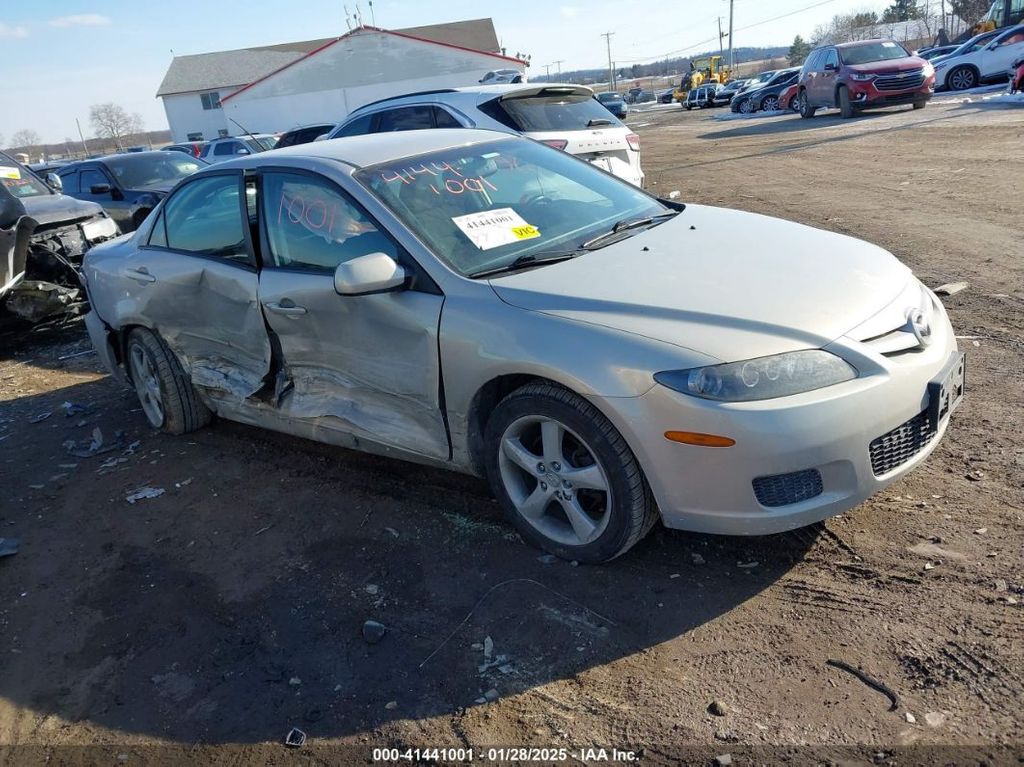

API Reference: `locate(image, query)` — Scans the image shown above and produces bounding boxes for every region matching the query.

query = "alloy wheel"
[763,96,780,112]
[130,344,165,427]
[949,67,976,91]
[497,415,612,547]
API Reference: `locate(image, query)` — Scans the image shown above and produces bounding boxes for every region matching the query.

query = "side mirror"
[236,148,250,155]
[45,172,63,192]
[90,183,112,195]
[334,252,406,296]
[824,62,837,71]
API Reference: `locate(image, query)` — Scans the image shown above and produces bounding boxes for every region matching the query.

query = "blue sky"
[4,0,898,144]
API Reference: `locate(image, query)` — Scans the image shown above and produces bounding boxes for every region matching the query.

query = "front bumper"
[847,76,935,108]
[595,308,960,535]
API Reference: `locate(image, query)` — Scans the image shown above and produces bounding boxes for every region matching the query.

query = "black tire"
[126,327,211,435]
[838,86,855,118]
[947,65,977,91]
[912,99,927,110]
[799,91,817,119]
[484,382,657,563]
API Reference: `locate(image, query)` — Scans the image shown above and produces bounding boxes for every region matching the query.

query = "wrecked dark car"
[0,151,120,327]
[56,151,207,233]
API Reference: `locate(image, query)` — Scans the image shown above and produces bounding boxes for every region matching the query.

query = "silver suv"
[324,84,644,187]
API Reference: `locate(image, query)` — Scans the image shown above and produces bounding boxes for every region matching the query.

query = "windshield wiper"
[469,250,583,279]
[580,212,679,250]
[587,118,613,127]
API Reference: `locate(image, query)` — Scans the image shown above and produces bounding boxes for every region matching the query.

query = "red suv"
[797,39,935,119]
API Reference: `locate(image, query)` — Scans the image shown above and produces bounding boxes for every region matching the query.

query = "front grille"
[869,409,936,476]
[874,70,925,91]
[753,469,824,508]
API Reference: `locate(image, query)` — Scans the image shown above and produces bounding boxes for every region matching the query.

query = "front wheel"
[838,86,856,118]
[739,98,754,114]
[912,99,927,110]
[126,328,211,435]
[947,65,977,91]
[762,95,780,112]
[484,383,657,563]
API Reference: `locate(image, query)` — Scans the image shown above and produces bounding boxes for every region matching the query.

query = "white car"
[933,24,1024,90]
[199,134,278,164]
[324,84,645,188]
[479,69,526,84]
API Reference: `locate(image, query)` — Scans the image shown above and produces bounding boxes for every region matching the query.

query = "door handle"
[124,267,156,284]
[264,301,307,317]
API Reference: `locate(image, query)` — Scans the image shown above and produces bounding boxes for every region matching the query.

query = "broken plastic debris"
[125,486,165,504]
[0,538,20,558]
[483,636,494,660]
[61,401,90,417]
[284,727,306,748]
[28,411,52,424]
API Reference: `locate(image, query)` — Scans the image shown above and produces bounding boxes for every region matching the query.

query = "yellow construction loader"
[673,55,732,102]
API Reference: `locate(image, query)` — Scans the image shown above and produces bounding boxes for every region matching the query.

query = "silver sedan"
[82,129,963,562]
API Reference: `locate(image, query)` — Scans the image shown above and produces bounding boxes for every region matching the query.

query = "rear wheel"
[838,86,855,118]
[799,91,817,119]
[947,65,977,91]
[126,328,211,435]
[484,383,657,563]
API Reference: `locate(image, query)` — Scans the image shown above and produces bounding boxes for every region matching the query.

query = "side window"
[337,114,373,137]
[825,49,839,69]
[163,174,248,262]
[262,172,396,272]
[147,210,168,247]
[199,144,212,158]
[213,141,237,156]
[81,169,109,193]
[376,106,435,132]
[433,107,462,128]
[60,171,80,194]
[997,31,1024,46]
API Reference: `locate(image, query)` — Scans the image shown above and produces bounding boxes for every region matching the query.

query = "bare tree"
[89,103,144,151]
[10,129,41,150]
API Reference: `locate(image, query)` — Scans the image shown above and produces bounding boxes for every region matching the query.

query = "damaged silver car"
[82,129,960,563]
[1,151,119,326]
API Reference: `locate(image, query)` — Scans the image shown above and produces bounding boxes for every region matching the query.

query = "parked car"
[80,129,963,563]
[626,87,655,104]
[684,85,718,109]
[657,88,675,103]
[57,151,207,232]
[915,44,959,61]
[0,150,118,325]
[162,141,207,158]
[731,68,801,113]
[596,91,628,119]
[275,124,336,148]
[323,84,644,187]
[711,79,749,106]
[932,24,1024,90]
[28,160,72,176]
[480,69,525,84]
[778,83,802,111]
[199,135,277,164]
[798,39,935,119]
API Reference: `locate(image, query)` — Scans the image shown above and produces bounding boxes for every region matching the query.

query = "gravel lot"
[1,97,1021,764]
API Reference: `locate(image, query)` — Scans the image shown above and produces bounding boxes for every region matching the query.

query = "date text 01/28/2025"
[372,747,639,762]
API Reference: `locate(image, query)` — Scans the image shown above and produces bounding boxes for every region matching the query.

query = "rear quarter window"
[480,92,622,132]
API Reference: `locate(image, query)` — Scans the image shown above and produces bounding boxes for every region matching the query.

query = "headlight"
[81,215,118,242]
[922,62,934,77]
[849,73,875,82]
[655,350,857,402]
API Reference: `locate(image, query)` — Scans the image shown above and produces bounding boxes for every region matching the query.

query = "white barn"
[155,19,526,142]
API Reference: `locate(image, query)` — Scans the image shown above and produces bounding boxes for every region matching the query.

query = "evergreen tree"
[788,34,812,65]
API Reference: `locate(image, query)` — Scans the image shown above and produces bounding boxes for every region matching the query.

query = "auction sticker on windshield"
[0,166,21,180]
[452,208,540,250]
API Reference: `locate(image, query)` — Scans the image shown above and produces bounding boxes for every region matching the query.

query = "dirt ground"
[1,98,1022,765]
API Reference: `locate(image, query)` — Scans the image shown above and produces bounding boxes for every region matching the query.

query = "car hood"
[847,56,925,74]
[20,193,104,227]
[489,204,912,363]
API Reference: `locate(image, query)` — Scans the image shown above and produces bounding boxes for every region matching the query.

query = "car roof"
[344,83,594,118]
[834,37,904,49]
[214,128,517,171]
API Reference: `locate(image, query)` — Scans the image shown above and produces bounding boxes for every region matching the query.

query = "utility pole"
[544,63,551,77]
[601,31,615,90]
[718,17,725,57]
[75,117,89,157]
[727,0,735,73]
[553,59,564,75]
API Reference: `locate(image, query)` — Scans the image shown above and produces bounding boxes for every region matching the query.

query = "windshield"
[355,138,671,278]
[0,152,50,198]
[840,41,910,65]
[104,153,205,188]
[952,31,998,56]
[597,93,620,102]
